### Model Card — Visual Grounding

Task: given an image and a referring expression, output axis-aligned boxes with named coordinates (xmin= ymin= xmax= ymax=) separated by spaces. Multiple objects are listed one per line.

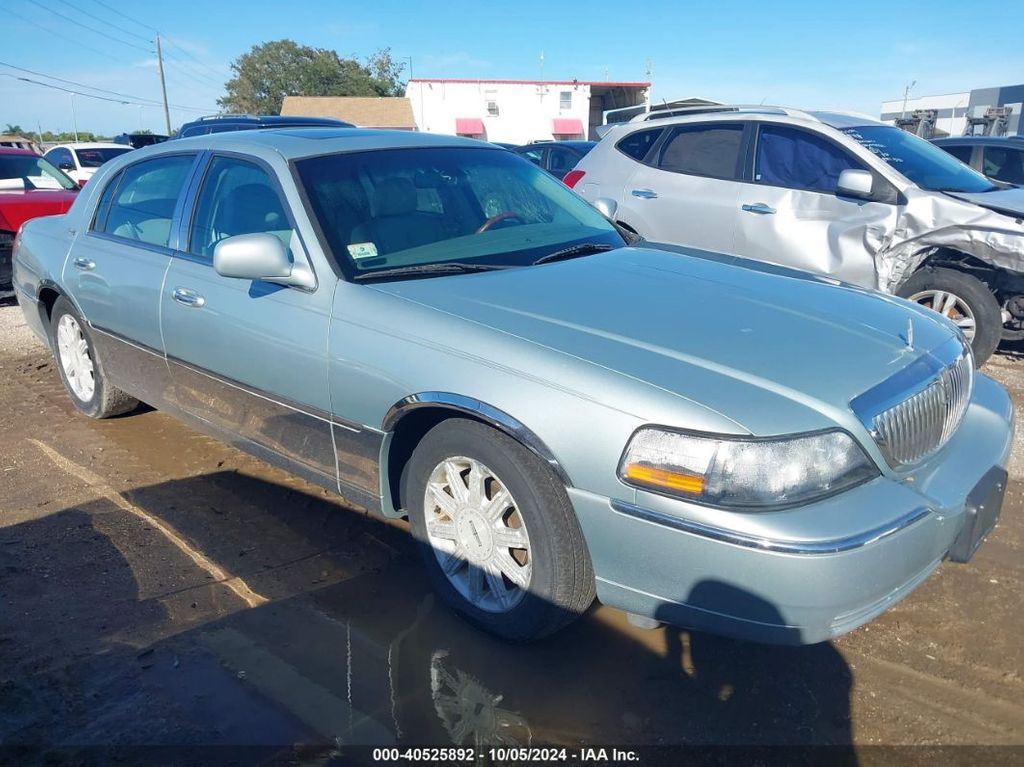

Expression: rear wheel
xmin=404 ymin=418 xmax=595 ymax=641
xmin=49 ymin=296 xmax=138 ymax=418
xmin=896 ymin=267 xmax=1001 ymax=365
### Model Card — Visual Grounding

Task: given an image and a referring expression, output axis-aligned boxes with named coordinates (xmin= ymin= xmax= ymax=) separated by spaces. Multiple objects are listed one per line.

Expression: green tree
xmin=4 ymin=124 xmax=26 ymax=136
xmin=218 ymin=39 xmax=406 ymax=114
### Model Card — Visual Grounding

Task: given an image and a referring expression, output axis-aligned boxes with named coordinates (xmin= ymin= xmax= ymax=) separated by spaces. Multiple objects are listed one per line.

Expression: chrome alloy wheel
xmin=56 ymin=314 xmax=95 ymax=401
xmin=423 ymin=456 xmax=532 ymax=613
xmin=909 ymin=289 xmax=976 ymax=341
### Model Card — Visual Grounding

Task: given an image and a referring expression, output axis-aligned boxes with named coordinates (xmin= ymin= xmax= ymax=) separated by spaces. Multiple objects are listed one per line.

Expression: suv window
xmin=942 ymin=145 xmax=973 ymax=164
xmin=548 ymin=147 xmax=578 ymax=176
xmin=189 ymin=156 xmax=294 ymax=259
xmin=94 ymin=154 xmax=195 ymax=247
xmin=755 ymin=124 xmax=864 ymax=193
xmin=656 ymin=124 xmax=743 ymax=179
xmin=616 ymin=128 xmax=662 ymax=162
xmin=982 ymin=146 xmax=1024 ymax=185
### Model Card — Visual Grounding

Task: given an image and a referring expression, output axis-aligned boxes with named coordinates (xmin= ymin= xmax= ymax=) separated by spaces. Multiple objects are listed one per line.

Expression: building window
xmin=487 ymin=100 xmax=499 ymax=117
xmin=560 ymin=91 xmax=572 ymax=110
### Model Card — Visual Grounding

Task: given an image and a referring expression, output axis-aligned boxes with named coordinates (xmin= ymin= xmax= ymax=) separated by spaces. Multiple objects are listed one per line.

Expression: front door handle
xmin=172 ymin=287 xmax=206 ymax=308
xmin=631 ymin=188 xmax=658 ymax=199
xmin=72 ymin=257 xmax=95 ymax=271
xmin=741 ymin=202 xmax=776 ymax=215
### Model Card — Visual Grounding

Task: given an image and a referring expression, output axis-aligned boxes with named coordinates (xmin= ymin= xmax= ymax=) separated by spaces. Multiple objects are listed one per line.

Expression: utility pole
xmin=70 ymin=93 xmax=79 ymax=142
xmin=155 ymin=33 xmax=171 ymax=135
xmin=901 ymin=80 xmax=916 ymax=120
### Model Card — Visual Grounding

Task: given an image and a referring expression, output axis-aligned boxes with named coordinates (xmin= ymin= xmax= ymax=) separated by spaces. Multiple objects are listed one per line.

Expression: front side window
xmin=548 ymin=147 xmax=578 ymax=175
xmin=95 ymin=154 xmax=195 ymax=247
xmin=982 ymin=146 xmax=1024 ymax=185
xmin=616 ymin=128 xmax=662 ymax=162
xmin=44 ymin=148 xmax=75 ymax=171
xmin=517 ymin=147 xmax=545 ymax=167
xmin=755 ymin=124 xmax=864 ymax=193
xmin=296 ymin=146 xmax=622 ymax=278
xmin=942 ymin=145 xmax=973 ymax=164
xmin=189 ymin=156 xmax=294 ymax=259
xmin=842 ymin=125 xmax=997 ymax=193
xmin=74 ymin=147 xmax=131 ymax=168
xmin=0 ymin=154 xmax=77 ymax=191
xmin=656 ymin=123 xmax=744 ymax=179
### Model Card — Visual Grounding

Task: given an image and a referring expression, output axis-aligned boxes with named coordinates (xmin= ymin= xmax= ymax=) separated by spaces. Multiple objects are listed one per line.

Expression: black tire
xmin=403 ymin=418 xmax=595 ymax=641
xmin=49 ymin=296 xmax=138 ymax=419
xmin=896 ymin=267 xmax=1002 ymax=365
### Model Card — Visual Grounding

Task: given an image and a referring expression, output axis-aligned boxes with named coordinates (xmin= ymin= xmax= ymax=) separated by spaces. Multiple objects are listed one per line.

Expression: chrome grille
xmin=871 ymin=350 xmax=974 ymax=468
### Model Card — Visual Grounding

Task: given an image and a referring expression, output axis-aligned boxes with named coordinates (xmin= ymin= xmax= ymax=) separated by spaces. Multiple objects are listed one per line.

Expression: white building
xmin=881 ymin=84 xmax=1024 ymax=137
xmin=405 ymin=78 xmax=650 ymax=144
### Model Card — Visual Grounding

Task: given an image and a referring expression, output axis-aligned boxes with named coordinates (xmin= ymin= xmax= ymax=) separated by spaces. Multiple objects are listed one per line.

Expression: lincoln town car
xmin=12 ymin=129 xmax=1014 ymax=643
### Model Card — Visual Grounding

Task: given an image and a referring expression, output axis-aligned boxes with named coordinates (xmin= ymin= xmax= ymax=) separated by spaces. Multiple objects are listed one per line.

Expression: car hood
xmin=0 ymin=189 xmax=77 ymax=231
xmin=946 ymin=186 xmax=1024 ymax=219
xmin=372 ymin=247 xmax=958 ymax=433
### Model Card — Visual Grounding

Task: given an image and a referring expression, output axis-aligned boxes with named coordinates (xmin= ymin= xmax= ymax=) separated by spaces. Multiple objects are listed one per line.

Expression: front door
xmin=733 ymin=123 xmax=898 ymax=289
xmin=618 ymin=122 xmax=745 ymax=253
xmin=160 ymin=154 xmax=338 ymax=486
xmin=64 ymin=152 xmax=199 ymax=402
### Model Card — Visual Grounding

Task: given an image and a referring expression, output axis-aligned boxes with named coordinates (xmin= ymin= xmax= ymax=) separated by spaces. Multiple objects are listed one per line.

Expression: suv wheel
xmin=404 ymin=418 xmax=595 ymax=641
xmin=49 ymin=296 xmax=138 ymax=418
xmin=896 ymin=267 xmax=1001 ymax=365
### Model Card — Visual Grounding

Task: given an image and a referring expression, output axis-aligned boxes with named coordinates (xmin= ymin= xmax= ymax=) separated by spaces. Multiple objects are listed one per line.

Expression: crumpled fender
xmin=875 ymin=189 xmax=1024 ymax=292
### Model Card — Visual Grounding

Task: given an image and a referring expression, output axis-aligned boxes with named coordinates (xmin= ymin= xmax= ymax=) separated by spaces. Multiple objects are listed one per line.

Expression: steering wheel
xmin=476 ymin=211 xmax=525 ymax=234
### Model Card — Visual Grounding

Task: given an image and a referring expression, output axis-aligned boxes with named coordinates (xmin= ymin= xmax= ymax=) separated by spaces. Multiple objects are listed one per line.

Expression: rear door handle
xmin=172 ymin=287 xmax=206 ymax=308
xmin=631 ymin=188 xmax=658 ymax=199
xmin=741 ymin=202 xmax=776 ymax=215
xmin=72 ymin=257 xmax=95 ymax=271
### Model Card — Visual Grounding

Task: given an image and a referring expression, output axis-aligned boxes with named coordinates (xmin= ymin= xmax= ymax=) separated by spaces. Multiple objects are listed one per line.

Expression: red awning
xmin=455 ymin=117 xmax=485 ymax=135
xmin=552 ymin=118 xmax=584 ymax=136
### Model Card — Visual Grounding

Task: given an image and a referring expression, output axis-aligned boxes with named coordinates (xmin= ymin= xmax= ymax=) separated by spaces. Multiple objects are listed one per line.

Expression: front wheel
xmin=49 ymin=296 xmax=138 ymax=418
xmin=404 ymin=418 xmax=595 ymax=641
xmin=896 ymin=267 xmax=1002 ymax=365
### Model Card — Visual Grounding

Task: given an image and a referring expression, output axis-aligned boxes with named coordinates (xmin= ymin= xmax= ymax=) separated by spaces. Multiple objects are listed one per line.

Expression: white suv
xmin=570 ymin=107 xmax=1024 ymax=364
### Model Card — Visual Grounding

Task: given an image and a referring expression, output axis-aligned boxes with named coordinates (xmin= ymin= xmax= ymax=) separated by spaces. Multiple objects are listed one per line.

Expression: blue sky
xmin=1 ymin=0 xmax=1022 ymax=136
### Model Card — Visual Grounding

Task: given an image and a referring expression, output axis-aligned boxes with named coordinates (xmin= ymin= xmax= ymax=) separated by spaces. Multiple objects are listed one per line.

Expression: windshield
xmin=296 ymin=146 xmax=623 ymax=279
xmin=0 ymin=154 xmax=77 ymax=191
xmin=841 ymin=125 xmax=998 ymax=193
xmin=75 ymin=147 xmax=131 ymax=168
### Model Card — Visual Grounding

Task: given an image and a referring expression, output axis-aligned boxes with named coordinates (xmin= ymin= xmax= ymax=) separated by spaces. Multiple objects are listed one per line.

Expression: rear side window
xmin=982 ymin=146 xmax=1024 ymax=185
xmin=92 ymin=170 xmax=123 ymax=230
xmin=94 ymin=155 xmax=195 ymax=247
xmin=189 ymin=156 xmax=294 ymax=259
xmin=656 ymin=124 xmax=744 ymax=179
xmin=616 ymin=128 xmax=662 ymax=162
xmin=942 ymin=145 xmax=973 ymax=164
xmin=755 ymin=125 xmax=864 ymax=193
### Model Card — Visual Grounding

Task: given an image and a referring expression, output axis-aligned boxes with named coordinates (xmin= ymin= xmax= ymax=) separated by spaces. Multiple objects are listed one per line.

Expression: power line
xmin=2 ymin=73 xmax=211 ymax=113
xmin=161 ymin=56 xmax=223 ymax=89
xmin=5 ymin=5 xmax=134 ymax=64
xmin=24 ymin=0 xmax=152 ymax=54
xmin=86 ymin=0 xmax=157 ymax=33
xmin=55 ymin=0 xmax=150 ymax=42
xmin=161 ymin=35 xmax=226 ymax=81
xmin=0 ymin=60 xmax=212 ymax=111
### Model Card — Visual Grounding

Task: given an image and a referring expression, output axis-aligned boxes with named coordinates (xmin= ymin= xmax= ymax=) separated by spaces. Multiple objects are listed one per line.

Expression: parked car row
xmin=10 ymin=126 xmax=1014 ymax=646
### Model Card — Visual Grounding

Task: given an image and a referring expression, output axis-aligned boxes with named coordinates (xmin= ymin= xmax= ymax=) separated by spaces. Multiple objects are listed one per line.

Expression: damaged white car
xmin=570 ymin=108 xmax=1024 ymax=364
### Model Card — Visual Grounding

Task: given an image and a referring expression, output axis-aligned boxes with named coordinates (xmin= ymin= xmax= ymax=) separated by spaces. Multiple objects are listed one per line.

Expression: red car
xmin=0 ymin=147 xmax=79 ymax=293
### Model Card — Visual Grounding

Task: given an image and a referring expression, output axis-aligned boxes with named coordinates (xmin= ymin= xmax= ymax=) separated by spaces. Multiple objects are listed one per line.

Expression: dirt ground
xmin=1 ymin=298 xmax=1022 ymax=756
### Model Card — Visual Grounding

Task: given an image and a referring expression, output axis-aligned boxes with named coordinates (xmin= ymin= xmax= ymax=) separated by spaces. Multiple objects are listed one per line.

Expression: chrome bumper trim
xmin=609 ymin=499 xmax=931 ymax=555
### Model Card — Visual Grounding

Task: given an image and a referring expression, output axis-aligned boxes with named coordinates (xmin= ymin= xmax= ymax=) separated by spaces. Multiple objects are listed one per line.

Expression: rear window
xmin=616 ymin=128 xmax=662 ymax=162
xmin=75 ymin=147 xmax=131 ymax=168
xmin=656 ymin=124 xmax=744 ymax=179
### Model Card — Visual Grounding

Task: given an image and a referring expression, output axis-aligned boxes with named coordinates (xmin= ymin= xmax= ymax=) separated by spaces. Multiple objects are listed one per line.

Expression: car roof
xmin=0 ymin=147 xmax=38 ymax=156
xmin=50 ymin=142 xmax=126 ymax=150
xmin=620 ymin=105 xmax=885 ymax=131
xmin=932 ymin=135 xmax=1024 ymax=146
xmin=161 ymin=127 xmax=496 ymax=160
xmin=180 ymin=114 xmax=352 ymax=127
xmin=518 ymin=140 xmax=596 ymax=150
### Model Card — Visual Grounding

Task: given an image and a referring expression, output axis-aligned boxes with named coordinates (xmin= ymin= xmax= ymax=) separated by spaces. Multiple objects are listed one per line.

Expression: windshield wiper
xmin=532 ymin=242 xmax=613 ymax=266
xmin=352 ymin=262 xmax=508 ymax=281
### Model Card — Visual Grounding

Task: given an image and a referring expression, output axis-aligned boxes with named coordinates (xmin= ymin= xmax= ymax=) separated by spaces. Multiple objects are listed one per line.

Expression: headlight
xmin=618 ymin=427 xmax=878 ymax=509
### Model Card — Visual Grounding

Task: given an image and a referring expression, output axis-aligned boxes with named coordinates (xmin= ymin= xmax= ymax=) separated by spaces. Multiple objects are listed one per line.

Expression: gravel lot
xmin=1 ymin=297 xmax=1022 ymax=754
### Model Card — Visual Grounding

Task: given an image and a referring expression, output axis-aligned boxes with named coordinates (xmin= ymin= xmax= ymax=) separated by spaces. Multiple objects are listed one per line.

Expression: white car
xmin=570 ymin=107 xmax=1024 ymax=365
xmin=42 ymin=142 xmax=132 ymax=187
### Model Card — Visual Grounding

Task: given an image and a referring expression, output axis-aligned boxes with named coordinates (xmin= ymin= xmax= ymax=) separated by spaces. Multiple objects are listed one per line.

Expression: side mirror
xmin=593 ymin=197 xmax=618 ymax=221
xmin=213 ymin=233 xmax=315 ymax=289
xmin=837 ymin=169 xmax=874 ymax=199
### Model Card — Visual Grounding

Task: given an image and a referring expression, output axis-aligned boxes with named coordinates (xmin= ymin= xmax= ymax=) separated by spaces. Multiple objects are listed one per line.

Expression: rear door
xmin=160 ymin=153 xmax=339 ymax=486
xmin=65 ymin=152 xmax=199 ymax=402
xmin=618 ymin=122 xmax=745 ymax=252
xmin=733 ymin=122 xmax=899 ymax=288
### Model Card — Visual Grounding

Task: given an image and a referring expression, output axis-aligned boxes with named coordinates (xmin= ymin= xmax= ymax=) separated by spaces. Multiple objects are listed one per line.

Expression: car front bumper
xmin=569 ymin=373 xmax=1014 ymax=645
